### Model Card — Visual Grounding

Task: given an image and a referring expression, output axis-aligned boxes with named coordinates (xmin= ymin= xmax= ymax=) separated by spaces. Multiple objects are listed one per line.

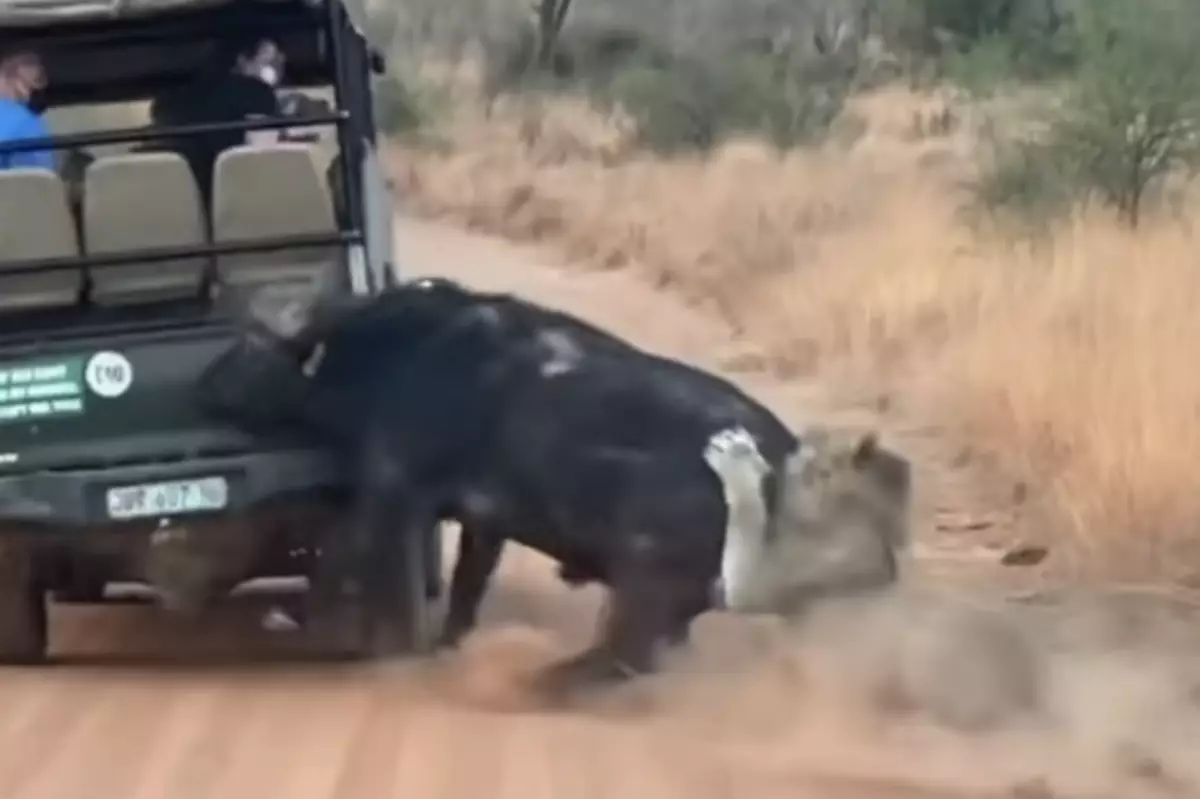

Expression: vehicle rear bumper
xmin=0 ymin=449 xmax=345 ymax=528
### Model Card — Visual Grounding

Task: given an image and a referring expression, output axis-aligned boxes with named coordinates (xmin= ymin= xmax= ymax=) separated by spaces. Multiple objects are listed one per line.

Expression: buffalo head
xmin=197 ymin=277 xmax=495 ymax=440
xmin=196 ymin=286 xmax=352 ymax=434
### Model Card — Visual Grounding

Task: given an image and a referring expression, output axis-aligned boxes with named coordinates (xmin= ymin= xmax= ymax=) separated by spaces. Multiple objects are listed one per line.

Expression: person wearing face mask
xmin=164 ymin=34 xmax=286 ymax=203
xmin=241 ymin=38 xmax=285 ymax=90
xmin=0 ymin=51 xmax=54 ymax=171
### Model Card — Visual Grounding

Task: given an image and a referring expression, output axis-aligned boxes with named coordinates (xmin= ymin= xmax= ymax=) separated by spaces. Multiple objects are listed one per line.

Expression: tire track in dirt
xmin=0 ymin=219 xmax=1119 ymax=799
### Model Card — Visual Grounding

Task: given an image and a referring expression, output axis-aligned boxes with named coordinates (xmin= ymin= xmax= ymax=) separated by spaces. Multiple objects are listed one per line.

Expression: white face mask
xmin=258 ymin=65 xmax=280 ymax=87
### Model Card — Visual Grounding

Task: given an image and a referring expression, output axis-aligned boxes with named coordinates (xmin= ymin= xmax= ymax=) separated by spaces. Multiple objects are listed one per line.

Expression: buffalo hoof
xmin=664 ymin=629 xmax=689 ymax=648
xmin=531 ymin=648 xmax=642 ymax=705
xmin=434 ymin=625 xmax=466 ymax=651
xmin=664 ymin=619 xmax=696 ymax=648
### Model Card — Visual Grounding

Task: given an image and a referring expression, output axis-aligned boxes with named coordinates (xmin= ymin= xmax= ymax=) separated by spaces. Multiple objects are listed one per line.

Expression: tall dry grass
xmin=393 ymin=86 xmax=1200 ymax=583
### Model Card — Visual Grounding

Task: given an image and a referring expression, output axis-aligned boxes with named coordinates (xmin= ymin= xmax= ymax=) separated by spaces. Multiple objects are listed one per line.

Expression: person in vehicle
xmin=0 ymin=51 xmax=54 ymax=171
xmin=161 ymin=34 xmax=288 ymax=201
xmin=221 ymin=35 xmax=288 ymax=148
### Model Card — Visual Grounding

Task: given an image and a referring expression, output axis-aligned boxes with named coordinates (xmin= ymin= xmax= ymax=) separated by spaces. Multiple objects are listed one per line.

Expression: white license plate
xmin=106 ymin=476 xmax=229 ymax=520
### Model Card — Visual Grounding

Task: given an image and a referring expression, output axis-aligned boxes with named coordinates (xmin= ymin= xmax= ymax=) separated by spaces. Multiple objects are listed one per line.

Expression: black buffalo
xmin=199 ymin=278 xmax=911 ymax=693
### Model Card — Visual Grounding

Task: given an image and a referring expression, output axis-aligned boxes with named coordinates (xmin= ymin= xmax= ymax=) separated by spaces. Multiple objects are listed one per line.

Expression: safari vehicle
xmin=0 ymin=0 xmax=439 ymax=662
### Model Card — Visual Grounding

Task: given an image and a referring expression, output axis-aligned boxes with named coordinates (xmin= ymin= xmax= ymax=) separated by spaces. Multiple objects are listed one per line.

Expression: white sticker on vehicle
xmin=0 ymin=357 xmax=86 ymax=423
xmin=85 ymin=351 xmax=134 ymax=398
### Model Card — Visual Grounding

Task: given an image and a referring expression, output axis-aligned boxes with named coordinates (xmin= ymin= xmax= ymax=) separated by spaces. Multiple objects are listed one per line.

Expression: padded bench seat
xmin=82 ymin=152 xmax=208 ymax=304
xmin=211 ymin=143 xmax=341 ymax=291
xmin=0 ymin=169 xmax=83 ymax=311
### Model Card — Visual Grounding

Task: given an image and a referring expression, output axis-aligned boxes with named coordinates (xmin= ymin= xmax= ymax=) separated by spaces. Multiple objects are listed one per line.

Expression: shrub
xmin=601 ymin=43 xmax=856 ymax=154
xmin=885 ymin=0 xmax=1078 ymax=84
xmin=604 ymin=61 xmax=725 ymax=152
xmin=373 ymin=75 xmax=428 ymax=136
xmin=478 ymin=13 xmax=856 ymax=154
xmin=967 ymin=131 xmax=1074 ymax=235
xmin=480 ymin=21 xmax=676 ymax=100
xmin=971 ymin=0 xmax=1200 ymax=228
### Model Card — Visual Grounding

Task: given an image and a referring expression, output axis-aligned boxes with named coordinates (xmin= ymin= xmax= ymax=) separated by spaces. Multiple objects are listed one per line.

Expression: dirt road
xmin=0 ymin=221 xmax=1157 ymax=799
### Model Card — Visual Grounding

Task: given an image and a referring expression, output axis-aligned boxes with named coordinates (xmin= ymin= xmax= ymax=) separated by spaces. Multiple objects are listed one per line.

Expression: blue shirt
xmin=0 ymin=98 xmax=54 ymax=171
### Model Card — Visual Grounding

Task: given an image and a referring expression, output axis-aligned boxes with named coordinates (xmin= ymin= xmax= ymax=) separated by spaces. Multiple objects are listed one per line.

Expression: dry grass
xmin=392 ymin=84 xmax=1200 ymax=583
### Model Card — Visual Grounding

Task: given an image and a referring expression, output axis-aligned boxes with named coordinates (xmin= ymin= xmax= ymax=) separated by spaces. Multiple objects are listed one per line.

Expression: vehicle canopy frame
xmin=0 ymin=0 xmax=393 ymax=332
xmin=0 ymin=0 xmax=431 ymax=666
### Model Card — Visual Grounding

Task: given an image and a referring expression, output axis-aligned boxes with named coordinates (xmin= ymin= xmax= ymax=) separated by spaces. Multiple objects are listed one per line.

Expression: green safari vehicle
xmin=0 ymin=0 xmax=440 ymax=662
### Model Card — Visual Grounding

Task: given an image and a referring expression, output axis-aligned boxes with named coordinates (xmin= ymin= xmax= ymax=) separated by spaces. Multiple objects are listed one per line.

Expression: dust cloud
xmin=427 ymin=579 xmax=1200 ymax=799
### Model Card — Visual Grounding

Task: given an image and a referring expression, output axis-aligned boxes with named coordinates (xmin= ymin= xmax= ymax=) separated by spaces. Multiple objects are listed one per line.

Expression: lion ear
xmin=851 ymin=430 xmax=879 ymax=468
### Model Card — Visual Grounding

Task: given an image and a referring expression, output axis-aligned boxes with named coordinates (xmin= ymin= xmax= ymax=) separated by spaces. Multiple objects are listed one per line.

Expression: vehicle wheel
xmin=51 ymin=563 xmax=109 ymax=604
xmin=309 ymin=600 xmax=373 ymax=662
xmin=303 ymin=531 xmax=373 ymax=661
xmin=0 ymin=540 xmax=48 ymax=665
xmin=371 ymin=524 xmax=436 ymax=657
xmin=425 ymin=522 xmax=444 ymax=599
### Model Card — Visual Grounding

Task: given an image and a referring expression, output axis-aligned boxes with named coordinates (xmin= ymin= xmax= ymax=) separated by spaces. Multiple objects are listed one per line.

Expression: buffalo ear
xmin=850 ymin=430 xmax=880 ymax=469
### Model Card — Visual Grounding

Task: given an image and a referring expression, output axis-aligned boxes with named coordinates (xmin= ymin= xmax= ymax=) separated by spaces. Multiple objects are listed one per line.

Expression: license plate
xmin=106 ymin=476 xmax=229 ymax=520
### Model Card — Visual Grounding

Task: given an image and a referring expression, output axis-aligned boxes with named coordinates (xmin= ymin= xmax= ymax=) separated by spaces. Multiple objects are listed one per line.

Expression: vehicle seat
xmin=82 ymin=152 xmax=208 ymax=304
xmin=0 ymin=169 xmax=84 ymax=310
xmin=211 ymin=143 xmax=340 ymax=290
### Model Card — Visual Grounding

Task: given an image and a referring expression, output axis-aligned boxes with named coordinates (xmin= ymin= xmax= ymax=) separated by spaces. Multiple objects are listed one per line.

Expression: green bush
xmin=888 ymin=0 xmax=1067 ymax=52
xmin=479 ymin=15 xmax=856 ymax=154
xmin=373 ymin=75 xmax=427 ymax=136
xmin=480 ymin=22 xmax=674 ymax=99
xmin=480 ymin=22 xmax=542 ymax=99
xmin=967 ymin=132 xmax=1074 ymax=233
xmin=724 ymin=53 xmax=853 ymax=149
xmin=604 ymin=62 xmax=725 ymax=152
xmin=971 ymin=0 xmax=1200 ymax=228
xmin=886 ymin=0 xmax=1078 ymax=83
xmin=602 ymin=51 xmax=852 ymax=154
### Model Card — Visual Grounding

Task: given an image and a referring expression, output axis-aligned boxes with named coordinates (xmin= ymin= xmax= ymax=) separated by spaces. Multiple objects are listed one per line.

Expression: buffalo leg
xmin=437 ymin=526 xmax=504 ymax=649
xmin=664 ymin=584 xmax=712 ymax=647
xmin=537 ymin=566 xmax=677 ymax=697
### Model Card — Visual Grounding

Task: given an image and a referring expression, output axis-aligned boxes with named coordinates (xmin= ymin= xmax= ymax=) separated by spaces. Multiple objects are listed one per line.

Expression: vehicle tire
xmin=50 ymin=558 xmax=109 ymax=604
xmin=425 ymin=521 xmax=444 ymax=599
xmin=0 ymin=540 xmax=48 ymax=665
xmin=303 ymin=529 xmax=374 ymax=661
xmin=370 ymin=523 xmax=436 ymax=657
xmin=311 ymin=602 xmax=373 ymax=662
